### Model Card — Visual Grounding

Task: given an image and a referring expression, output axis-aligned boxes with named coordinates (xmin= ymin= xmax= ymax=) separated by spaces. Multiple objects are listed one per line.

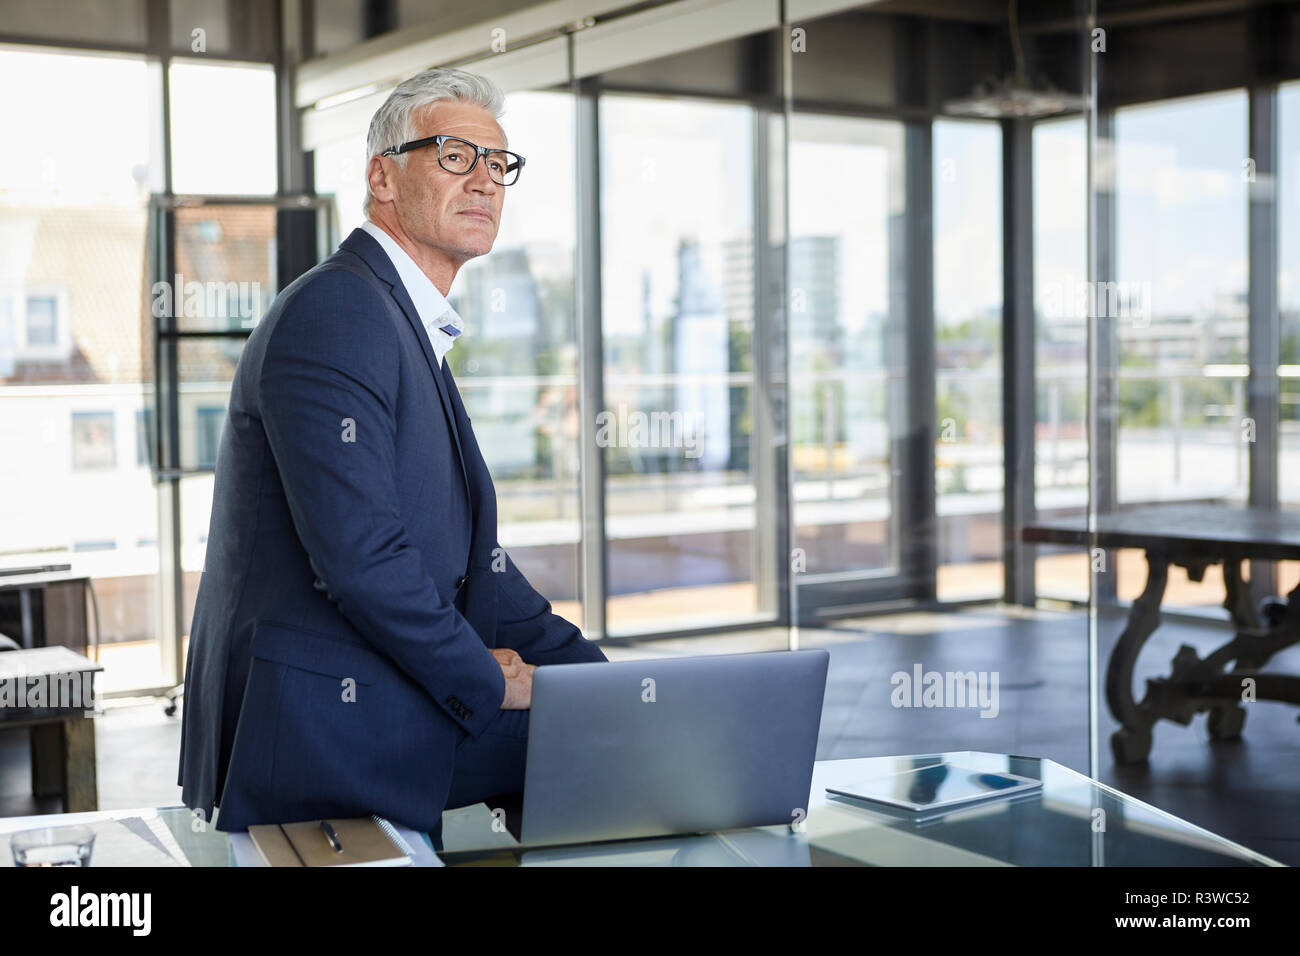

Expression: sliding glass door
xmin=598 ymin=94 xmax=770 ymax=635
xmin=787 ymin=113 xmax=916 ymax=616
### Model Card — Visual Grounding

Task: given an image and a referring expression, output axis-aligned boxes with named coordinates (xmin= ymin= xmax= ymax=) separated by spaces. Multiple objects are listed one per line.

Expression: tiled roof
xmin=1 ymin=203 xmax=277 ymax=386
xmin=2 ymin=205 xmax=148 ymax=385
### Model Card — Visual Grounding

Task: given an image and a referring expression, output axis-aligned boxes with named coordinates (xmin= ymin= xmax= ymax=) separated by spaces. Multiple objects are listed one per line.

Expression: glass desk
xmin=1 ymin=752 xmax=1280 ymax=866
xmin=437 ymin=751 xmax=1280 ymax=866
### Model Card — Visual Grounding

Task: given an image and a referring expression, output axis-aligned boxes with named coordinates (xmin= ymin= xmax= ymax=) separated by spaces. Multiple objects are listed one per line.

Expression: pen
xmin=320 ymin=820 xmax=343 ymax=853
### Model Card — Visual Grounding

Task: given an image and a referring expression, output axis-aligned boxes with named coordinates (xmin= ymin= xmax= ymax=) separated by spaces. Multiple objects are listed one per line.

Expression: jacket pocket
xmin=250 ymin=620 xmax=385 ymax=685
xmin=246 ymin=620 xmax=455 ymax=821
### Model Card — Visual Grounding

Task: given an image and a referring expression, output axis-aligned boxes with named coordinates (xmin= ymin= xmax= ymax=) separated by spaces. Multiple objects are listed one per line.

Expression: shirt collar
xmin=360 ymin=219 xmax=464 ymax=344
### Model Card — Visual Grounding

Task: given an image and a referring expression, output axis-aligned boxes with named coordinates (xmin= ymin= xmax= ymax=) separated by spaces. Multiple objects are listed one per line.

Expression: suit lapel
xmin=440 ymin=360 xmax=496 ymax=550
xmin=440 ymin=359 xmax=500 ymax=645
xmin=340 ymin=229 xmax=473 ymax=514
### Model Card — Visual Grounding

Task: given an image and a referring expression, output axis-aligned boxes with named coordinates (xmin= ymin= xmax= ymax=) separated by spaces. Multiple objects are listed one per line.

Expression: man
xmin=177 ymin=68 xmax=606 ymax=840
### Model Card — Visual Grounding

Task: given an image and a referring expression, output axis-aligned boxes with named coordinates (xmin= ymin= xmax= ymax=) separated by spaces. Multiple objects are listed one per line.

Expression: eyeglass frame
xmin=379 ymin=134 xmax=526 ymax=185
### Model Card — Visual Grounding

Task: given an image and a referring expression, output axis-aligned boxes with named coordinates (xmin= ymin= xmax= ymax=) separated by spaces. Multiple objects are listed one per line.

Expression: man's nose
xmin=467 ymin=159 xmax=498 ymax=193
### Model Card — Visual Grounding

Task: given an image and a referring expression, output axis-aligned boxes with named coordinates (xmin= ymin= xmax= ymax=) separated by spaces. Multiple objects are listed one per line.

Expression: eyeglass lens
xmin=438 ymin=138 xmax=521 ymax=185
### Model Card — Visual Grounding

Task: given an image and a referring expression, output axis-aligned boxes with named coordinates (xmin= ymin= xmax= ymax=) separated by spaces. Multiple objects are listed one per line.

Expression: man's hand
xmin=493 ymin=647 xmax=536 ymax=710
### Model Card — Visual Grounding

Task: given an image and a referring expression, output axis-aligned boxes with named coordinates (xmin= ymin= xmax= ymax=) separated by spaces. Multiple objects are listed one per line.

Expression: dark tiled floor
xmin=2 ymin=607 xmax=1296 ymax=863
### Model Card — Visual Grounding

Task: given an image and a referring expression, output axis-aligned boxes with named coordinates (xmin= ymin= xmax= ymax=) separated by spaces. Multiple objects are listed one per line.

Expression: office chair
xmin=164 ymin=684 xmax=183 ymax=717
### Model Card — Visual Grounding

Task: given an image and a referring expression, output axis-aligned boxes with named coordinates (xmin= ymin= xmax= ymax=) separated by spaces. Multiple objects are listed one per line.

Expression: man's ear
xmin=367 ymin=155 xmax=395 ymax=206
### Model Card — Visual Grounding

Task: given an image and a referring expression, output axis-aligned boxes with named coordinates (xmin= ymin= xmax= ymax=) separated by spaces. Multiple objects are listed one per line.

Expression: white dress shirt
xmin=360 ymin=219 xmax=463 ymax=368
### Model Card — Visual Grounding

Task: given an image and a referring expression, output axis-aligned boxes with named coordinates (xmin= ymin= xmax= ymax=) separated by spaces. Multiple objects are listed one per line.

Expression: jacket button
xmin=455 ymin=573 xmax=469 ymax=589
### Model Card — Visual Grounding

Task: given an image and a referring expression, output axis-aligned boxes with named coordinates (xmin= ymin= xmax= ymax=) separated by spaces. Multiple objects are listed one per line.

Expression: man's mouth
xmin=459 ymin=208 xmax=494 ymax=222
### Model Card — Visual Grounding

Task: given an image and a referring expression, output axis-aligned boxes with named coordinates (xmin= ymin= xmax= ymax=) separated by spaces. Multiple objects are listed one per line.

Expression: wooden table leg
xmin=61 ymin=715 xmax=98 ymax=812
xmin=1155 ymin=567 xmax=1300 ymax=740
xmin=1205 ymin=558 xmax=1253 ymax=740
xmin=30 ymin=722 xmax=64 ymax=797
xmin=1105 ymin=549 xmax=1168 ymax=764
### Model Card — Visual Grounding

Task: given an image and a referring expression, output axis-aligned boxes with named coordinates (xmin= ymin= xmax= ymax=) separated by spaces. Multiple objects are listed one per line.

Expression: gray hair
xmin=363 ymin=67 xmax=506 ymax=217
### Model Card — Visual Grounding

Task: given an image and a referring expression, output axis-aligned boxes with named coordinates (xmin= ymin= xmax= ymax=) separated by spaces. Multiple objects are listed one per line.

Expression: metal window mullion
xmin=1085 ymin=20 xmax=1103 ymax=784
xmin=899 ymin=119 xmax=936 ymax=603
xmin=574 ymin=69 xmax=608 ymax=642
xmin=1247 ymin=81 xmax=1280 ymax=599
xmin=1002 ymin=116 xmax=1036 ymax=607
xmin=148 ymin=0 xmax=187 ymax=688
xmin=1091 ymin=108 xmax=1119 ymax=606
xmin=780 ymin=0 xmax=798 ymax=644
xmin=752 ymin=105 xmax=787 ymax=625
xmin=160 ymin=330 xmax=255 ymax=340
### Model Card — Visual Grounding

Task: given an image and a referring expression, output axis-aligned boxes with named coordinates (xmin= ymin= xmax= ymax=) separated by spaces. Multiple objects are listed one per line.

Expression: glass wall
xmin=448 ymin=89 xmax=584 ymax=629
xmin=783 ymin=0 xmax=1090 ymax=773
xmin=0 ymin=2 xmax=286 ymax=695
xmin=0 ymin=47 xmax=164 ymax=692
xmin=168 ymin=60 xmax=277 ymax=196
xmin=314 ymin=135 xmax=367 ymax=238
xmin=1280 ymin=80 xmax=1300 ymax=510
xmin=933 ymin=118 xmax=1003 ymax=601
xmin=1033 ymin=117 xmax=1090 ymax=604
xmin=1283 ymin=79 xmax=1300 ymax=608
xmin=164 ymin=60 xmax=278 ymax=689
xmin=599 ymin=94 xmax=767 ymax=635
xmin=788 ymin=114 xmax=904 ymax=589
xmin=786 ymin=4 xmax=943 ymax=622
xmin=1091 ymin=1 xmax=1300 ymax=791
xmin=1110 ymin=91 xmax=1250 ymax=613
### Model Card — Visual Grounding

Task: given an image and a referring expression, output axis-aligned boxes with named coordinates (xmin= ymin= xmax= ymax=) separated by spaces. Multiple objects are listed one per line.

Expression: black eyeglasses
xmin=381 ymin=134 xmax=526 ymax=186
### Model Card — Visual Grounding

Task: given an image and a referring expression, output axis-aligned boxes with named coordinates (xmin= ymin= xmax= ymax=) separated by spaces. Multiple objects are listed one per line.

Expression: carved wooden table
xmin=1023 ymin=505 xmax=1300 ymax=764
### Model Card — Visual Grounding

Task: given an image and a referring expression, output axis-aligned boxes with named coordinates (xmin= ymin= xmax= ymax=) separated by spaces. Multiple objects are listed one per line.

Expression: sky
xmin=0 ymin=47 xmax=276 ymax=204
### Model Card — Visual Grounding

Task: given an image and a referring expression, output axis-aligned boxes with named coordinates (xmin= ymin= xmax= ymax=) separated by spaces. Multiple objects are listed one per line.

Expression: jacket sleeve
xmin=493 ymin=544 xmax=607 ymax=666
xmin=257 ymin=269 xmax=505 ymax=738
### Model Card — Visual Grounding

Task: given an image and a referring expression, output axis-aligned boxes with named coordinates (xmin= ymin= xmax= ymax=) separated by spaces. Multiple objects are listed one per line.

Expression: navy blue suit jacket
xmin=177 ymin=228 xmax=606 ymax=832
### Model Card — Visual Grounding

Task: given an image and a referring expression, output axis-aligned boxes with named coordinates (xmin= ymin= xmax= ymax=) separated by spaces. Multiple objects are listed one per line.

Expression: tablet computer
xmin=826 ymin=763 xmax=1042 ymax=817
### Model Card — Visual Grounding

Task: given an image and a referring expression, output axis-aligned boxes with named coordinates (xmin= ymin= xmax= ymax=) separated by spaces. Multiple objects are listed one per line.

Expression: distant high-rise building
xmin=673 ymin=239 xmax=729 ymax=472
xmin=788 ymin=235 xmax=841 ymax=361
xmin=448 ymin=245 xmax=548 ymax=476
xmin=720 ymin=237 xmax=754 ymax=332
xmin=451 ymin=246 xmax=542 ymax=349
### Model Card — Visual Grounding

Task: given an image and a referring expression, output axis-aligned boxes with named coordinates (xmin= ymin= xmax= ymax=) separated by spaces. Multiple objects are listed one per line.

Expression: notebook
xmin=248 ymin=816 xmax=415 ymax=867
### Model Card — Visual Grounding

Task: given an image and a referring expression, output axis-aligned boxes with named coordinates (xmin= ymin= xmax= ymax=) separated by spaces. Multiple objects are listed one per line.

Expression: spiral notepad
xmin=248 ymin=816 xmax=414 ymax=866
xmin=372 ymin=815 xmax=416 ymax=857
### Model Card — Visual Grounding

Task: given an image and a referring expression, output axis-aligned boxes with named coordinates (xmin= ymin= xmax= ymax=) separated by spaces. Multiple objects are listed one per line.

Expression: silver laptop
xmin=520 ymin=648 xmax=830 ymax=847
